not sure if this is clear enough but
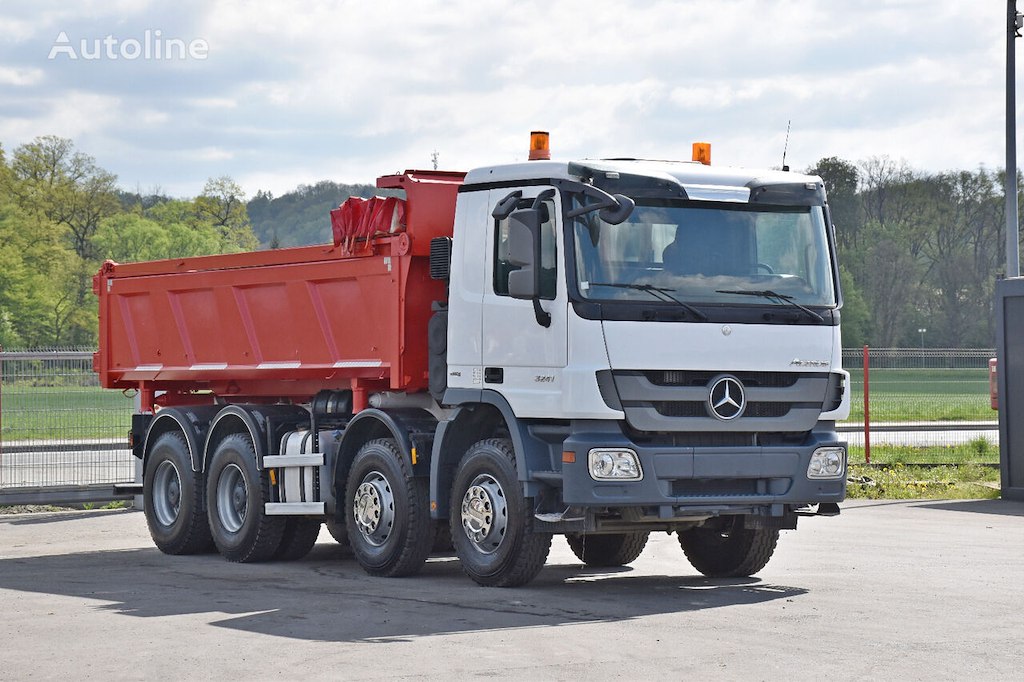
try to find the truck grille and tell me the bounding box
[610,370,831,433]
[653,401,790,419]
[670,477,793,498]
[648,370,799,389]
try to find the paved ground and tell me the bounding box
[1,500,1022,680]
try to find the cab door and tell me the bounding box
[480,186,568,417]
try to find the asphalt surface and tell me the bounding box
[1,500,1022,680]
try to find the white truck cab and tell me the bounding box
[431,148,849,582]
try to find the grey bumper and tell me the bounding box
[560,421,846,511]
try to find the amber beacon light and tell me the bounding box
[692,142,711,165]
[529,131,551,160]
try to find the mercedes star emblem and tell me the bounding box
[708,375,745,420]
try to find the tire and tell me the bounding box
[566,532,649,567]
[143,432,213,555]
[449,438,552,587]
[273,518,322,561]
[206,433,286,562]
[678,517,779,578]
[325,517,353,556]
[344,438,434,577]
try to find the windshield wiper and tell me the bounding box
[715,289,824,322]
[590,282,708,321]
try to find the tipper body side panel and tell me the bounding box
[93,170,463,402]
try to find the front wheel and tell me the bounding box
[449,438,551,587]
[678,517,779,578]
[566,532,649,567]
[206,433,285,562]
[344,438,434,577]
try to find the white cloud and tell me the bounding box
[0,66,44,86]
[0,0,1019,197]
[0,90,122,144]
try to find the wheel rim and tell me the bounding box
[460,474,508,554]
[353,471,395,546]
[152,459,182,528]
[216,463,248,533]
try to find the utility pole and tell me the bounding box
[1007,1,1022,277]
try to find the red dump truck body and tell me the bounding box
[93,170,464,407]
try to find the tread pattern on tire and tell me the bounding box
[346,438,435,577]
[324,517,353,557]
[679,519,779,578]
[273,518,321,561]
[566,532,649,567]
[207,433,285,563]
[450,438,552,587]
[144,432,213,555]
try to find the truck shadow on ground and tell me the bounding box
[915,498,1024,517]
[0,541,807,642]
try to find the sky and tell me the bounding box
[0,0,1017,198]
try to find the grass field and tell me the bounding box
[0,385,132,441]
[847,438,999,466]
[846,463,1000,500]
[844,367,993,422]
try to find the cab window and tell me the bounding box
[493,198,557,300]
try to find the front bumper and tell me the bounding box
[561,421,846,513]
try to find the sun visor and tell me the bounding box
[680,184,751,202]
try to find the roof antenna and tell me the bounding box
[781,120,791,172]
[431,150,439,170]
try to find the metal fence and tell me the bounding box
[840,347,996,451]
[0,346,1001,505]
[0,349,137,505]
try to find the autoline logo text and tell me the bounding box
[48,30,209,60]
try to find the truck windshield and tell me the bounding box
[571,199,836,308]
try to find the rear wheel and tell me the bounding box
[679,517,779,578]
[325,517,353,556]
[449,438,552,587]
[206,433,285,562]
[566,532,649,567]
[143,432,212,555]
[273,518,322,561]
[344,438,434,577]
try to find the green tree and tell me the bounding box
[808,157,861,251]
[247,180,380,248]
[92,213,227,262]
[195,176,258,251]
[5,135,119,260]
[837,265,871,348]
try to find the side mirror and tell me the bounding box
[506,207,541,299]
[599,194,635,225]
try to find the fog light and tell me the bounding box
[808,447,846,479]
[588,448,642,481]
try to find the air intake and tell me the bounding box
[430,237,453,281]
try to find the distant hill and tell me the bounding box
[247,180,380,248]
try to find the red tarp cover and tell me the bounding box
[330,196,406,250]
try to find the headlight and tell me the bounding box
[807,447,846,479]
[588,448,643,481]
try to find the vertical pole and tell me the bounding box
[133,390,144,510]
[0,346,4,478]
[863,345,871,465]
[1007,0,1021,278]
